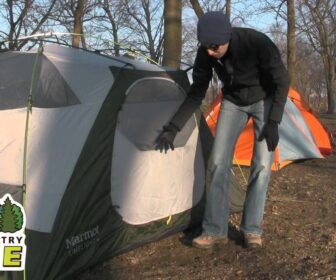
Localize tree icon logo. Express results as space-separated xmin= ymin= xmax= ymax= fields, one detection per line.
xmin=0 ymin=195 xmax=25 ymax=233
xmin=0 ymin=194 xmax=26 ymax=271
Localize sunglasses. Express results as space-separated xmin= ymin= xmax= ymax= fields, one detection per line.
xmin=200 ymin=43 xmax=220 ymax=51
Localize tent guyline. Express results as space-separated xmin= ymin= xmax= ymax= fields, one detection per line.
xmin=0 ymin=31 xmax=159 ymax=65
xmin=0 ymin=32 xmax=161 ymax=66
xmin=1 ymin=33 xmax=139 ymax=70
xmin=0 ymin=31 xmax=194 ymax=70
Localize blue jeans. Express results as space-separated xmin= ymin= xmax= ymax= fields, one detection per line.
xmin=203 ymin=98 xmax=274 ymax=236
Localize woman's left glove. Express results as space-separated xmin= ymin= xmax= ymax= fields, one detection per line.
xmin=155 ymin=123 xmax=179 ymax=153
xmin=258 ymin=121 xmax=279 ymax=151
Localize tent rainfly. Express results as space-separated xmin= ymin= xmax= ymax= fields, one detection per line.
xmin=0 ymin=44 xmax=245 ymax=280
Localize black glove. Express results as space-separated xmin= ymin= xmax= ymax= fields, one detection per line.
xmin=258 ymin=121 xmax=279 ymax=151
xmin=155 ymin=123 xmax=179 ymax=153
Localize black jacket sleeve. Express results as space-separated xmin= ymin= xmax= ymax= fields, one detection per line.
xmin=170 ymin=47 xmax=213 ymax=130
xmin=257 ymin=33 xmax=289 ymax=123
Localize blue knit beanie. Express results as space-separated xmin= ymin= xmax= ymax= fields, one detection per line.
xmin=197 ymin=11 xmax=232 ymax=45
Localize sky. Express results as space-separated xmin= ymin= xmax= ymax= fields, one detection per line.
xmin=183 ymin=2 xmax=284 ymax=36
xmin=0 ymin=1 xmax=283 ymax=37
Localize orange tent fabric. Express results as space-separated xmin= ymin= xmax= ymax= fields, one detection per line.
xmin=204 ymin=88 xmax=332 ymax=170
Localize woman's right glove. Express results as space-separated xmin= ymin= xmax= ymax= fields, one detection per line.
xmin=155 ymin=123 xmax=179 ymax=153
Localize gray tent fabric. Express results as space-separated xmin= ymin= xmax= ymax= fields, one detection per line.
xmin=0 ymin=52 xmax=79 ymax=109
xmin=117 ymin=77 xmax=195 ymax=150
xmin=278 ymin=100 xmax=322 ymax=161
xmin=0 ymin=44 xmax=245 ymax=280
xmin=0 ymin=184 xmax=22 ymax=203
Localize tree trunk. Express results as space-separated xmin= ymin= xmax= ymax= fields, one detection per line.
xmin=298 ymin=0 xmax=335 ymax=114
xmin=162 ymin=0 xmax=182 ymax=68
xmin=190 ymin=0 xmax=204 ymax=18
xmin=327 ymin=60 xmax=336 ymax=113
xmin=103 ymin=0 xmax=120 ymax=56
xmin=287 ymin=0 xmax=297 ymax=89
xmin=72 ymin=0 xmax=85 ymax=48
xmin=226 ymin=0 xmax=231 ymax=19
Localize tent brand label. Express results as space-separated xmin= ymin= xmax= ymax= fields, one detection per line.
xmin=0 ymin=194 xmax=26 ymax=271
xmin=65 ymin=226 xmax=100 ymax=256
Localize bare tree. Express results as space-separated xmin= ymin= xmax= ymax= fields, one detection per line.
xmin=268 ymin=22 xmax=287 ymax=58
xmin=287 ymin=0 xmax=298 ymax=88
xmin=162 ymin=0 xmax=182 ymax=68
xmin=181 ymin=12 xmax=198 ymax=66
xmin=261 ymin=0 xmax=298 ymax=89
xmin=51 ymin=0 xmax=100 ymax=49
xmin=100 ymin=0 xmax=124 ymax=56
xmin=190 ymin=0 xmax=204 ymax=18
xmin=297 ymin=0 xmax=336 ymax=113
xmin=120 ymin=0 xmax=164 ymax=63
xmin=189 ymin=0 xmax=230 ymax=17
xmin=268 ymin=20 xmax=330 ymax=112
xmin=0 ymin=0 xmax=57 ymax=50
xmin=226 ymin=0 xmax=231 ymax=19
xmin=72 ymin=0 xmax=85 ymax=47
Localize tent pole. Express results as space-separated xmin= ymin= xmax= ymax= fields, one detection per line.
xmin=22 ymin=40 xmax=44 ymax=280
xmin=22 ymin=41 xmax=43 ymax=207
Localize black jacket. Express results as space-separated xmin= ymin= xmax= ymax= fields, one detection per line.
xmin=171 ymin=27 xmax=289 ymax=130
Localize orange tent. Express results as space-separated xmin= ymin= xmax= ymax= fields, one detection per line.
xmin=287 ymin=88 xmax=332 ymax=155
xmin=205 ymin=88 xmax=332 ymax=170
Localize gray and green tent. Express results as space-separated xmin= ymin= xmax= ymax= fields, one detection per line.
xmin=0 ymin=45 xmax=244 ymax=280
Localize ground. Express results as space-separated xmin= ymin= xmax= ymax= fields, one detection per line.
xmin=78 ymin=115 xmax=336 ymax=280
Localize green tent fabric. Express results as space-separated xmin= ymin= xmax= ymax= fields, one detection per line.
xmin=0 ymin=44 xmax=245 ymax=280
